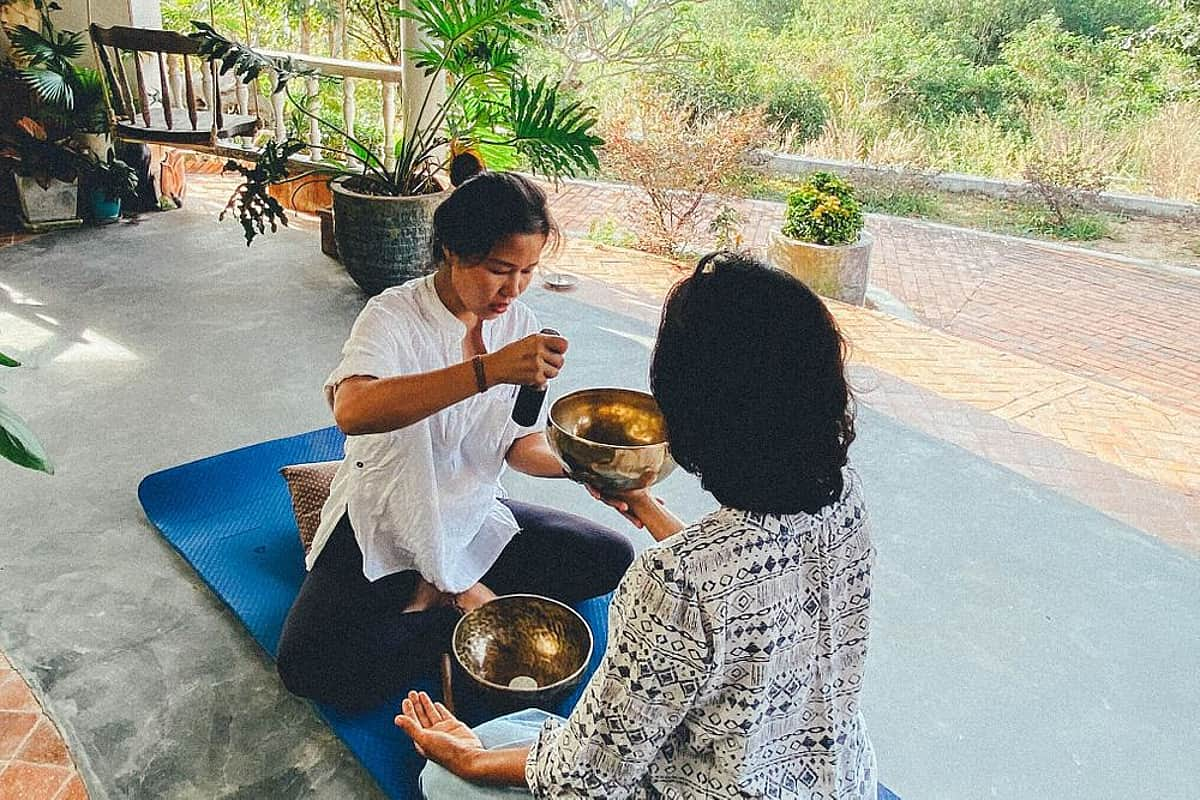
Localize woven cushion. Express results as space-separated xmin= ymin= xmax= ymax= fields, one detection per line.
xmin=279 ymin=460 xmax=340 ymax=553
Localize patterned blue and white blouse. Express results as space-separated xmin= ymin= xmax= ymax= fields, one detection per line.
xmin=526 ymin=468 xmax=876 ymax=799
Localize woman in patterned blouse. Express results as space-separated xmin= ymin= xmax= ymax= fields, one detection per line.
xmin=397 ymin=251 xmax=877 ymax=799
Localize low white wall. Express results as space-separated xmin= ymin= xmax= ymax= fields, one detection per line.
xmin=764 ymin=152 xmax=1200 ymax=221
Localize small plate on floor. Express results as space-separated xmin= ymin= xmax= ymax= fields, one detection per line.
xmin=543 ymin=272 xmax=578 ymax=290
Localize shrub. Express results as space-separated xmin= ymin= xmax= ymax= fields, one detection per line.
xmin=1022 ymin=110 xmax=1118 ymax=225
xmin=763 ymin=79 xmax=830 ymax=143
xmin=660 ymin=39 xmax=829 ymax=144
xmin=603 ymin=100 xmax=768 ymax=256
xmin=708 ymin=205 xmax=746 ymax=249
xmin=781 ymin=171 xmax=866 ymax=245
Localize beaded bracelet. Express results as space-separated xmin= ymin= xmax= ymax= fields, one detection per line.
xmin=471 ymin=355 xmax=488 ymax=394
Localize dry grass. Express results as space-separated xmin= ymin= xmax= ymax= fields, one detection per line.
xmin=1127 ymin=103 xmax=1200 ymax=203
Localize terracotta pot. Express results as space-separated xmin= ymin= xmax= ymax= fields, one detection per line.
xmin=767 ymin=230 xmax=874 ymax=306
xmin=331 ymin=176 xmax=450 ymax=295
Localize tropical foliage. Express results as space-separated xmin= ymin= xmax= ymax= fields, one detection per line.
xmin=188 ymin=0 xmax=604 ymax=244
xmin=3 ymin=0 xmax=109 ymax=134
xmin=0 ymin=116 xmax=83 ymax=185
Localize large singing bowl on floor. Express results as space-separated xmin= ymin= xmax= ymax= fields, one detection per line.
xmin=452 ymin=595 xmax=593 ymax=707
xmin=547 ymin=387 xmax=677 ymax=493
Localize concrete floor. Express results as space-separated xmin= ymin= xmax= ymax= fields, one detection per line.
xmin=2 ymin=210 xmax=1198 ymax=799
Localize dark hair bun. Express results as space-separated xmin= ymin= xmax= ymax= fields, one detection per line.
xmin=449 ymin=152 xmax=485 ymax=187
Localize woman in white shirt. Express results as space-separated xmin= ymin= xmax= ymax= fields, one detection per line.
xmin=276 ymin=172 xmax=634 ymax=712
xmin=398 ymin=251 xmax=877 ymax=799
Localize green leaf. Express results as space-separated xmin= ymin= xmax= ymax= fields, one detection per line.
xmin=6 ymin=24 xmax=60 ymax=66
xmin=396 ymin=0 xmax=545 ymax=51
xmin=0 ymin=353 xmax=20 ymax=368
xmin=348 ymin=139 xmax=384 ymax=171
xmin=475 ymin=140 xmax=518 ymax=170
xmin=0 ymin=399 xmax=53 ymax=474
xmin=506 ymin=76 xmax=603 ymax=178
xmin=17 ymin=67 xmax=73 ymax=109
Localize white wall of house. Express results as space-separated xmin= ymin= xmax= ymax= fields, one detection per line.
xmin=59 ymin=0 xmax=163 ymax=32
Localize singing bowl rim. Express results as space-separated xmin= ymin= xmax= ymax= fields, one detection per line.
xmin=548 ymin=387 xmax=669 ymax=450
xmin=451 ymin=594 xmax=594 ymax=696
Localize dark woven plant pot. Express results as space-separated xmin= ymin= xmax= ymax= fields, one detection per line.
xmin=331 ymin=176 xmax=450 ymax=295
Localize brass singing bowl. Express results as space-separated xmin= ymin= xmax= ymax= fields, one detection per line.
xmin=547 ymin=387 xmax=677 ymax=493
xmin=452 ymin=594 xmax=593 ymax=706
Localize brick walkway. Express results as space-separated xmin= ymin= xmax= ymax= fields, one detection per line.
xmin=544 ymin=231 xmax=1200 ymax=555
xmin=0 ymin=654 xmax=87 ymax=800
xmin=188 ymin=172 xmax=1200 ymax=549
xmin=543 ymin=180 xmax=1200 ymax=418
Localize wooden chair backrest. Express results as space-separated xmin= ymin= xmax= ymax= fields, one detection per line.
xmin=89 ymin=24 xmax=223 ymax=135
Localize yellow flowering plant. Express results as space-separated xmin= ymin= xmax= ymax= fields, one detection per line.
xmin=781 ymin=171 xmax=865 ymax=246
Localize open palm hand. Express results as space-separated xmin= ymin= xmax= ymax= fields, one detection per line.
xmin=394 ymin=691 xmax=484 ymax=777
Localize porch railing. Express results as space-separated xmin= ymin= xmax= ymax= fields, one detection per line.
xmin=214 ymin=48 xmax=404 ymax=172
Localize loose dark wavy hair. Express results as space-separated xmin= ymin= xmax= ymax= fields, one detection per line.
xmin=430 ymin=171 xmax=560 ymax=266
xmin=650 ymin=251 xmax=856 ymax=515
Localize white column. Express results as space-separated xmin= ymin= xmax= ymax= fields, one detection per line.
xmin=400 ymin=6 xmax=446 ymax=173
xmin=272 ymin=69 xmax=287 ymax=141
xmin=342 ymin=78 xmax=357 ymax=166
xmin=382 ymin=81 xmax=397 ymax=172
xmin=306 ymin=75 xmax=322 ymax=157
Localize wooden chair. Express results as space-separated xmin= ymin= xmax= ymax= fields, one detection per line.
xmin=89 ymin=24 xmax=259 ymax=149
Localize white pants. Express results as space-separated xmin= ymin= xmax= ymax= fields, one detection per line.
xmin=419 ymin=709 xmax=562 ymax=799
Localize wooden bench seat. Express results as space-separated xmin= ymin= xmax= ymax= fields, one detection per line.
xmin=114 ymin=107 xmax=258 ymax=146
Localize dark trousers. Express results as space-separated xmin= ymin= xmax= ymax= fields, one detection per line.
xmin=276 ymin=500 xmax=634 ymax=712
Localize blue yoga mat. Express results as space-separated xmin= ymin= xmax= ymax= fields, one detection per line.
xmin=139 ymin=427 xmax=900 ymax=800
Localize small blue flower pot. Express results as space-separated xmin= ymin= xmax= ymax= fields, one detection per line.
xmin=88 ymin=189 xmax=121 ymax=224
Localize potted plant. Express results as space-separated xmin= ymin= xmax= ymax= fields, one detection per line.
xmin=0 ymin=116 xmax=83 ymax=229
xmin=2 ymin=0 xmax=119 ymax=229
xmin=189 ymin=0 xmax=604 ymax=295
xmin=4 ymin=0 xmax=112 ymax=155
xmin=81 ymin=148 xmax=138 ymax=223
xmin=767 ymin=171 xmax=873 ymax=306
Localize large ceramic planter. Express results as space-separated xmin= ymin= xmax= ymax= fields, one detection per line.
xmin=331 ymin=176 xmax=450 ymax=295
xmin=14 ymin=175 xmax=80 ymax=228
xmin=767 ymin=230 xmax=874 ymax=306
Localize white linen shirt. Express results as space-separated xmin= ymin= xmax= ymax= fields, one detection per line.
xmin=305 ymin=273 xmax=544 ymax=591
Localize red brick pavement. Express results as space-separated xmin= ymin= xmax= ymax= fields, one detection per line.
xmin=0 ymin=654 xmax=88 ymax=800
xmin=540 ymin=180 xmax=1200 ymax=418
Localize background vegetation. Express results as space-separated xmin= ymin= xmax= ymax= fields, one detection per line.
xmin=161 ymin=0 xmax=1200 ymax=204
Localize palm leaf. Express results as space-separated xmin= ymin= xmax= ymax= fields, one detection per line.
xmin=396 ymin=0 xmax=544 ymax=50
xmin=17 ymin=67 xmax=73 ymax=109
xmin=0 ymin=399 xmax=53 ymax=474
xmin=506 ymin=76 xmax=603 ymax=177
xmin=5 ymin=23 xmax=84 ymax=68
xmin=5 ymin=24 xmax=57 ymax=66
xmin=50 ymin=28 xmax=85 ymax=62
xmin=0 ymin=353 xmax=20 ymax=368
